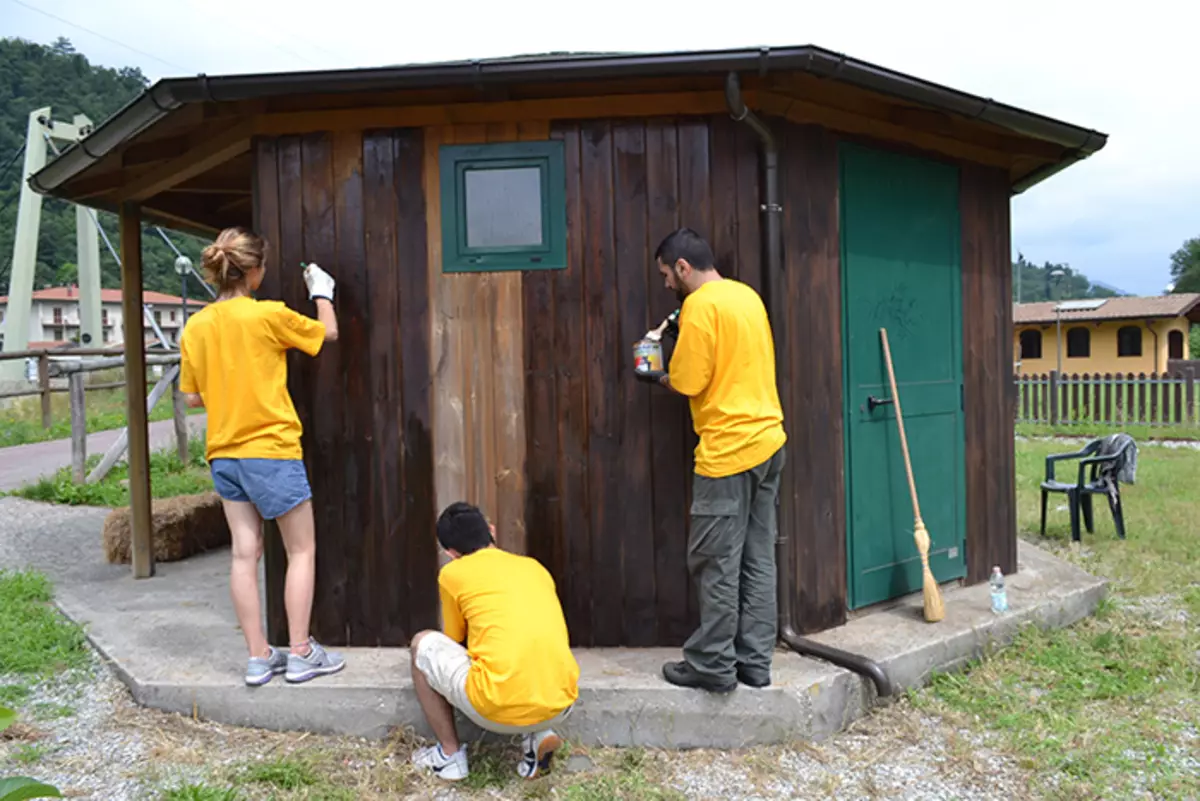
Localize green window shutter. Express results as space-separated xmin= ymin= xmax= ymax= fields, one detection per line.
xmin=438 ymin=141 xmax=567 ymax=273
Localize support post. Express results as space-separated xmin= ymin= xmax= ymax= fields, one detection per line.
xmin=1049 ymin=370 xmax=1060 ymax=426
xmin=120 ymin=202 xmax=154 ymax=579
xmin=75 ymin=114 xmax=102 ymax=349
xmin=37 ymin=353 xmax=51 ymax=429
xmin=69 ymin=372 xmax=86 ymax=482
xmin=172 ymin=378 xmax=188 ymax=463
xmin=0 ymin=108 xmax=51 ymax=382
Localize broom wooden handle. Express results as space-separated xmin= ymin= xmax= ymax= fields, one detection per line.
xmin=880 ymin=329 xmax=922 ymax=522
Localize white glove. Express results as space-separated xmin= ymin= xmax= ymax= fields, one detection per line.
xmin=303 ymin=262 xmax=335 ymax=301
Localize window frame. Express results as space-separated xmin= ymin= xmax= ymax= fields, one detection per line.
xmin=1019 ymin=329 xmax=1043 ymax=361
xmin=1066 ymin=326 xmax=1090 ymax=359
xmin=1117 ymin=325 xmax=1142 ymax=358
xmin=439 ymin=141 xmax=568 ymax=273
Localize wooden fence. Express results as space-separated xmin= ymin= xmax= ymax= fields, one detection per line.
xmin=1015 ymin=370 xmax=1200 ymax=427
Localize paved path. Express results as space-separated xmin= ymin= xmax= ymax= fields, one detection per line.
xmin=0 ymin=414 xmax=207 ymax=491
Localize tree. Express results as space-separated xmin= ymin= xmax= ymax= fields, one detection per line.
xmin=1169 ymin=237 xmax=1200 ymax=294
xmin=1012 ymin=253 xmax=1118 ymax=303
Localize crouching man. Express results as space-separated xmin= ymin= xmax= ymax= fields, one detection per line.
xmin=410 ymin=502 xmax=580 ymax=782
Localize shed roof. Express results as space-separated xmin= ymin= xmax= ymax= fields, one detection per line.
xmin=26 ymin=44 xmax=1107 ymax=236
xmin=1014 ymin=294 xmax=1200 ymax=325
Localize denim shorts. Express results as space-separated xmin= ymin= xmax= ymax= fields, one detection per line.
xmin=209 ymin=458 xmax=312 ymax=520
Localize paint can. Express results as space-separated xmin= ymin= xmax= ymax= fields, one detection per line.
xmin=633 ymin=338 xmax=664 ymax=373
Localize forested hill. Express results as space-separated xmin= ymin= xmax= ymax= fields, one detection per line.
xmin=0 ymin=36 xmax=204 ymax=296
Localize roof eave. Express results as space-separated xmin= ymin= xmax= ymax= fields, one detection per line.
xmin=29 ymin=44 xmax=1109 ymax=199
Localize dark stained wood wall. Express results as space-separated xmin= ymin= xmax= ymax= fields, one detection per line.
xmin=522 ymin=115 xmax=766 ymax=647
xmin=960 ymin=163 xmax=1017 ymax=581
xmin=253 ymin=131 xmax=439 ymax=647
xmin=775 ymin=122 xmax=848 ymax=634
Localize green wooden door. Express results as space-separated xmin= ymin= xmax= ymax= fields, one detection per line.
xmin=839 ymin=143 xmax=966 ymax=610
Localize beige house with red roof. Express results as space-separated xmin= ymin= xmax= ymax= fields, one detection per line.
xmin=0 ymin=285 xmax=204 ymax=348
xmin=1014 ymin=294 xmax=1199 ymax=375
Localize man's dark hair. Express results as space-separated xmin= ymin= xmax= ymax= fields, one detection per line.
xmin=654 ymin=227 xmax=716 ymax=271
xmin=436 ymin=502 xmax=494 ymax=555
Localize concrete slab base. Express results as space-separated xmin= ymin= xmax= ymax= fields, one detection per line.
xmin=0 ymin=498 xmax=1106 ymax=748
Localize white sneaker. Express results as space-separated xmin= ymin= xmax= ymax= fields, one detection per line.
xmin=412 ymin=743 xmax=469 ymax=781
xmin=517 ymin=730 xmax=563 ymax=779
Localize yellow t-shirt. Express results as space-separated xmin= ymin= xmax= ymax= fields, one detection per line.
xmin=179 ymin=296 xmax=325 ymax=461
xmin=439 ymin=548 xmax=580 ymax=727
xmin=668 ymin=279 xmax=787 ymax=478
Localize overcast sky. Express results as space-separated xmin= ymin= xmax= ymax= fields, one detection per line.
xmin=3 ymin=0 xmax=1195 ymax=296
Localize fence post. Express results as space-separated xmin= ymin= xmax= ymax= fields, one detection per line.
xmin=1049 ymin=371 xmax=1059 ymax=426
xmin=69 ymin=372 xmax=87 ymax=483
xmin=1188 ymin=368 xmax=1196 ymax=424
xmin=172 ymin=378 xmax=188 ymax=464
xmin=37 ymin=354 xmax=51 ymax=429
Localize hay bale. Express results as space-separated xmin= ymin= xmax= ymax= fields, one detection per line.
xmin=103 ymin=491 xmax=230 ymax=564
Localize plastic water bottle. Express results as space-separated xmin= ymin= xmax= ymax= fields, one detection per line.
xmin=990 ymin=566 xmax=1009 ymax=614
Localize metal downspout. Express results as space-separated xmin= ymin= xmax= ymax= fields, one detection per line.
xmin=724 ymin=71 xmax=895 ymax=698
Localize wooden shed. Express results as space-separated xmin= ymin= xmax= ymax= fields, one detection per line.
xmin=28 ymin=45 xmax=1106 ymax=648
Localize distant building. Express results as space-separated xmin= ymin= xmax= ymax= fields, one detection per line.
xmin=1014 ymin=294 xmax=1199 ymax=375
xmin=0 ymin=285 xmax=204 ymax=348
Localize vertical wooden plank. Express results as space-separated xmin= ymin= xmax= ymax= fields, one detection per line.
xmin=331 ymin=129 xmax=370 ymax=644
xmin=253 ymin=136 xmax=290 ymax=644
xmin=1049 ymin=371 xmax=1059 ymax=425
xmin=1071 ymin=373 xmax=1080 ymax=424
xmin=708 ymin=115 xmax=740 ymax=279
xmin=119 ymin=202 xmax=153 ymax=579
xmin=645 ymin=118 xmax=691 ymax=645
xmin=427 ymin=127 xmax=467 ymax=526
xmin=361 ymin=130 xmax=400 ymax=645
xmin=550 ymin=122 xmax=592 ymax=644
xmin=676 ymin=117 xmax=711 ymax=628
xmin=69 ymin=372 xmax=86 ymax=483
xmin=1173 ymin=372 xmax=1183 ymax=424
xmin=581 ymin=119 xmax=623 ymax=646
xmin=1137 ymin=373 xmax=1147 ymax=425
xmin=300 ymin=133 xmax=346 ymax=643
xmin=1187 ymin=368 xmax=1196 ymax=423
xmin=960 ymin=163 xmax=1016 ymax=584
xmin=783 ymin=123 xmax=846 ymax=630
xmin=612 ymin=119 xmax=656 ymax=646
xmin=395 ymin=127 xmax=439 ymax=637
xmin=487 ymin=120 xmax=529 ymax=555
xmin=1104 ymin=373 xmax=1113 ymax=424
xmin=734 ymin=122 xmax=764 ymax=295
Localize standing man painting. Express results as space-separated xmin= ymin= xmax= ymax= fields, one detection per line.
xmin=637 ymin=227 xmax=787 ymax=693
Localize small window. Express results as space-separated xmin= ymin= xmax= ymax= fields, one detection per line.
xmin=439 ymin=141 xmax=567 ymax=273
xmin=1117 ymin=326 xmax=1142 ymax=357
xmin=170 ymin=310 xmax=177 ymax=322
xmin=1168 ymin=330 xmax=1184 ymax=360
xmin=1019 ymin=330 xmax=1042 ymax=360
xmin=53 ymin=307 xmax=63 ymax=324
xmin=1067 ymin=327 xmax=1090 ymax=358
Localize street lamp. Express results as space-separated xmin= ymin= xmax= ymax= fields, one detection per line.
xmin=1049 ymin=268 xmax=1066 ymax=375
xmin=174 ymin=255 xmax=193 ymax=345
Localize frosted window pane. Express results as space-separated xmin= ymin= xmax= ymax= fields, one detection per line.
xmin=464 ymin=167 xmax=543 ymax=248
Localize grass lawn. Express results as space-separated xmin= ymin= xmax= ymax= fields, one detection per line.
xmin=8 ymin=435 xmax=213 ymax=507
xmin=1017 ymin=421 xmax=1200 ymax=441
xmin=0 ymin=374 xmax=203 ymax=449
xmin=915 ymin=438 xmax=1200 ymax=800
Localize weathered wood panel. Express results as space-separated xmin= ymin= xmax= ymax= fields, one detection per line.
xmin=425 ymin=124 xmax=530 ymax=555
xmin=524 ymin=115 xmax=761 ymax=646
xmin=255 ymin=129 xmax=438 ymax=646
xmin=780 ymin=122 xmax=847 ymax=633
xmin=961 ymin=163 xmax=1017 ymax=582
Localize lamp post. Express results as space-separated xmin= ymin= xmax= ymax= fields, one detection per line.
xmin=1050 ymin=268 xmax=1066 ymax=375
xmin=174 ymin=255 xmax=192 ymax=346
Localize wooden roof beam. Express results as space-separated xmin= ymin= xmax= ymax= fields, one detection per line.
xmin=117 ymin=120 xmax=255 ymax=202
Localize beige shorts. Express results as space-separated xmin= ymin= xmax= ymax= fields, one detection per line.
xmin=413 ymin=631 xmax=573 ymax=735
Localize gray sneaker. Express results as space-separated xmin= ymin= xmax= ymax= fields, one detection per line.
xmin=285 ymin=638 xmax=346 ymax=683
xmin=245 ymin=646 xmax=288 ymax=686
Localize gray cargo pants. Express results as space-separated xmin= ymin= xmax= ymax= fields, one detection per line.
xmin=682 ymin=446 xmax=786 ymax=684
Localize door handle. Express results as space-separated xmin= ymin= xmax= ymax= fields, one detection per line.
xmin=867 ymin=395 xmax=893 ymax=413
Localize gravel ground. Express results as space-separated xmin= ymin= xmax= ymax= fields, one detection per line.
xmin=0 ymin=647 xmax=1035 ymax=800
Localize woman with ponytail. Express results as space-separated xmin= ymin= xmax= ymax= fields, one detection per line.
xmin=179 ymin=226 xmax=346 ymax=686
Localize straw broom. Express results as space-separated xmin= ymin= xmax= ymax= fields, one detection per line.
xmin=880 ymin=328 xmax=945 ymax=623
